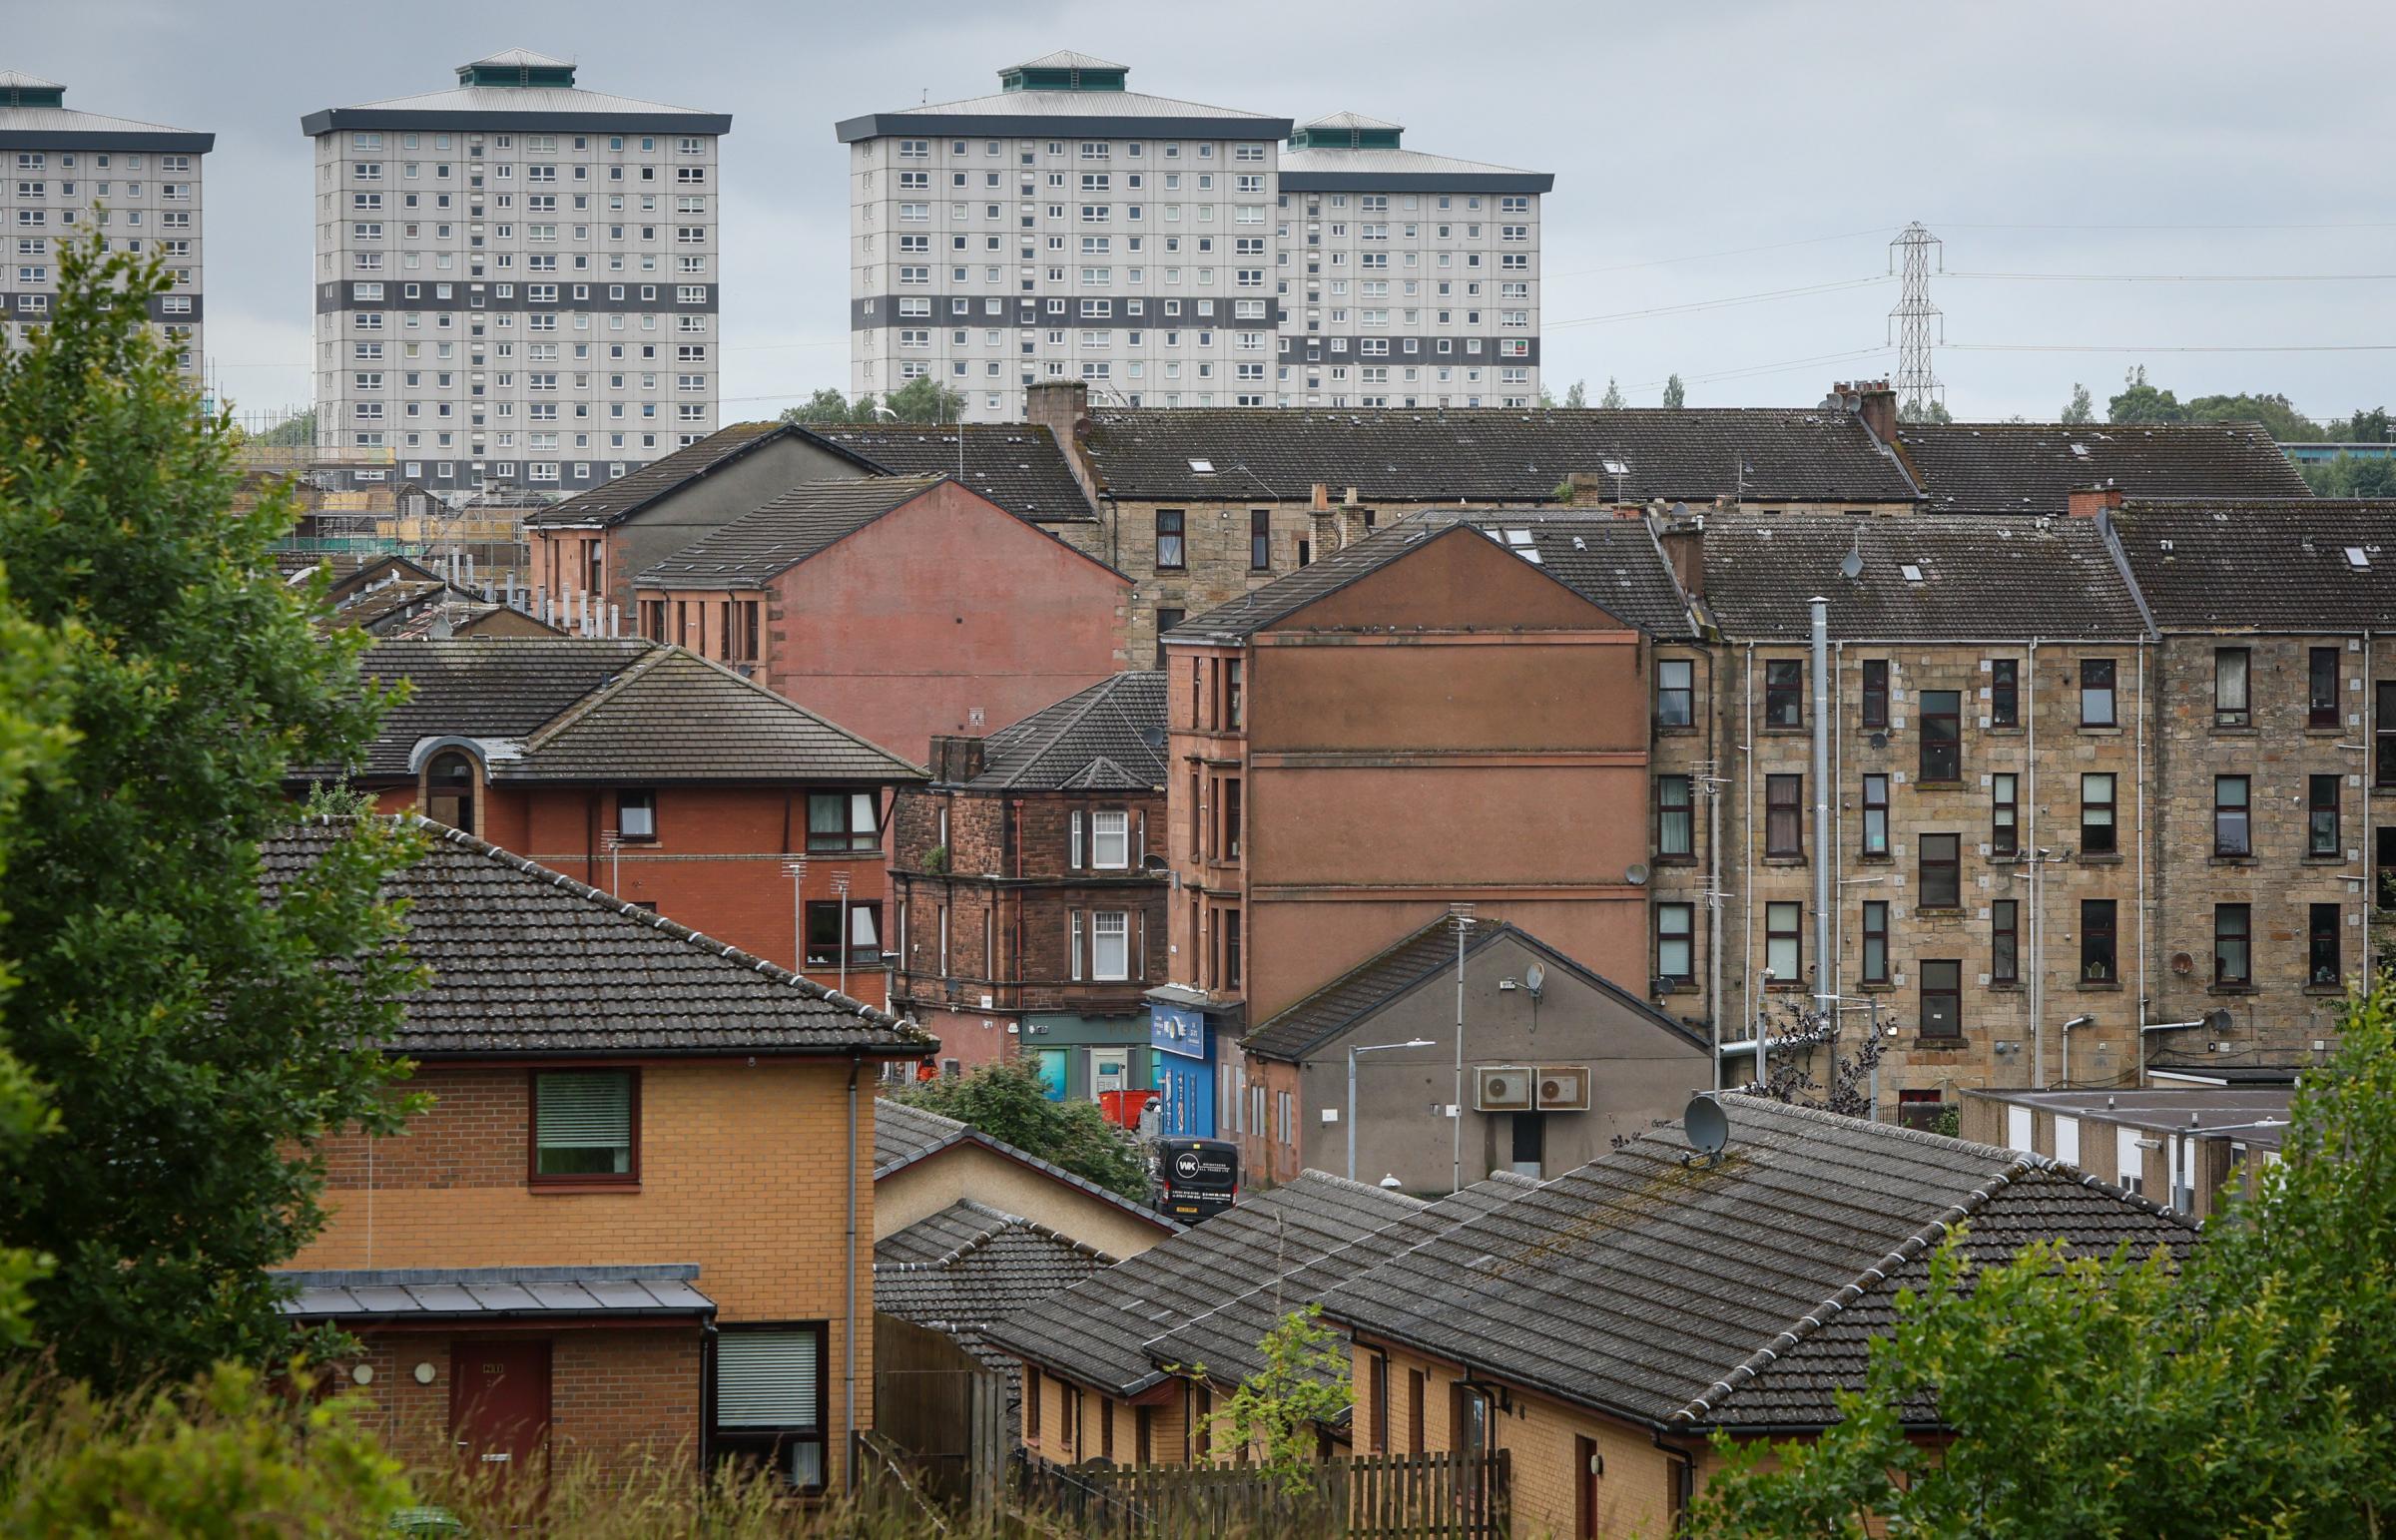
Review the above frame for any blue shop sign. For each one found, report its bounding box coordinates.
[1150,1003,1208,1060]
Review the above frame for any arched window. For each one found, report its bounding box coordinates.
[424,750,476,833]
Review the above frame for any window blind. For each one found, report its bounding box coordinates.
[716,1330,821,1427]
[535,1071,631,1174]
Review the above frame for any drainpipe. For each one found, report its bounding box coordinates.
[1708,647,1725,1089]
[1832,641,1847,1028]
[845,1053,861,1487]
[2025,643,2041,1089]
[2130,638,2149,1089]
[1810,601,1832,1048]
[2365,630,2376,985]
[1742,645,1757,1083]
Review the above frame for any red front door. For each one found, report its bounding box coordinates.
[450,1340,551,1484]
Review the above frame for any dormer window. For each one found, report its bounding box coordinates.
[424,749,477,833]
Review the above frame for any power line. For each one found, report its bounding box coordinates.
[1950,269,2396,283]
[1624,345,1897,393]
[1950,341,2396,354]
[1541,227,1896,282]
[1544,275,1889,331]
[1931,220,2396,232]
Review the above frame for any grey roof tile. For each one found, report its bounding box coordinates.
[262,818,928,1057]
[524,422,796,528]
[1316,1096,2195,1432]
[1699,512,2150,641]
[1897,421,2310,513]
[636,476,945,587]
[1436,513,1696,637]
[810,425,1095,522]
[873,1099,1182,1235]
[980,1172,1425,1397]
[334,638,920,784]
[968,673,1167,790]
[2111,498,2396,630]
[1080,407,1923,504]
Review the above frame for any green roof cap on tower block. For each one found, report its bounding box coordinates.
[1289,111,1404,150]
[1000,51,1129,93]
[0,71,67,109]
[456,48,578,88]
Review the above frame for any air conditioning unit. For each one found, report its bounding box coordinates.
[1474,1065,1533,1112]
[1535,1066,1590,1112]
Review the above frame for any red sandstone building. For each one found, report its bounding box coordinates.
[633,476,1131,765]
[268,820,935,1492]
[890,673,1170,1083]
[313,637,923,996]
[1153,520,1693,1160]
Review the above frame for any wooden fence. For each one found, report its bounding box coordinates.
[1011,1448,1510,1538]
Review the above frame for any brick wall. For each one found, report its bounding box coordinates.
[296,1058,878,1484]
[331,1327,704,1480]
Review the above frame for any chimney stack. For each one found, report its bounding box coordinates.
[1024,380,1102,508]
[2067,481,2124,520]
[1654,516,1706,600]
[927,734,987,784]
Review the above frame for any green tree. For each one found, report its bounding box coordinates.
[2326,406,2392,443]
[0,229,425,1390]
[2107,364,2184,424]
[1897,398,1952,424]
[1600,377,1625,409]
[1686,983,2396,1536]
[2302,452,2396,497]
[780,387,860,426]
[1206,1306,1353,1494]
[1661,374,1686,409]
[252,407,316,448]
[1562,379,1587,409]
[882,376,966,423]
[889,1056,1152,1202]
[2061,382,2095,424]
[2182,390,2322,441]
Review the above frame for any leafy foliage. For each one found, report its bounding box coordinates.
[1897,398,1952,424]
[780,387,863,425]
[2107,365,2327,440]
[1734,997,1890,1120]
[889,1056,1153,1202]
[2300,451,2396,497]
[1686,982,2396,1537]
[248,407,317,448]
[782,377,966,428]
[2061,382,2096,424]
[1207,1306,1353,1494]
[1661,374,1687,409]
[1600,377,1626,409]
[0,229,425,1389]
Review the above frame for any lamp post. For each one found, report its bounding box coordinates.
[1348,1038,1435,1182]
[831,872,852,998]
[781,857,808,976]
[1448,905,1478,1196]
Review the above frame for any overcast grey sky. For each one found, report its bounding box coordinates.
[16,0,2396,423]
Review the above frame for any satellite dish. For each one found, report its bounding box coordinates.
[1683,1096,1729,1159]
[2202,1007,2234,1033]
[1840,548,1865,581]
[1625,862,1650,886]
[1523,963,1546,999]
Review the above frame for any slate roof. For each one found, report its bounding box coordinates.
[262,818,927,1057]
[522,423,806,529]
[1438,513,1697,638]
[968,673,1168,790]
[505,646,923,782]
[1896,421,2310,514]
[337,639,921,783]
[1317,1096,2195,1433]
[878,1201,1116,1365]
[2110,499,2396,631]
[1244,918,1704,1064]
[1698,512,2151,642]
[273,1264,712,1321]
[1278,146,1553,189]
[809,425,1095,522]
[852,87,1283,127]
[873,1099,1183,1235]
[1007,50,1130,73]
[1145,1175,1539,1390]
[636,476,945,587]
[1078,408,1923,504]
[982,1172,1425,1397]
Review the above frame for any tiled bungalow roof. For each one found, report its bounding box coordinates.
[1896,420,2309,513]
[262,818,928,1057]
[2111,498,2396,631]
[968,672,1167,790]
[1078,407,1923,505]
[877,1200,1117,1375]
[981,1172,1422,1397]
[1699,512,2150,642]
[1317,1096,2195,1433]
[335,638,921,782]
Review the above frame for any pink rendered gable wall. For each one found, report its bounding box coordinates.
[761,483,1129,764]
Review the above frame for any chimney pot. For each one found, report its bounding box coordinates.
[2067,482,2125,519]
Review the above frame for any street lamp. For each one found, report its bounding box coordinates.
[780,858,808,976]
[1348,1038,1435,1181]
